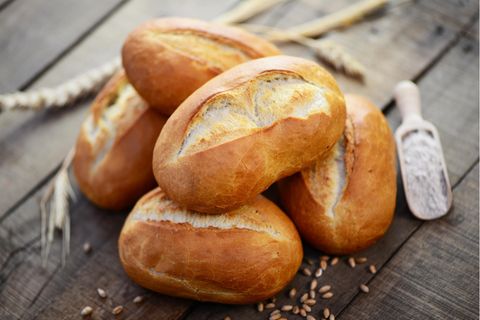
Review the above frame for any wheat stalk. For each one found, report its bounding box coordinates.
[0,58,120,112]
[41,147,76,267]
[267,0,388,41]
[312,40,365,79]
[214,0,286,24]
[241,24,365,79]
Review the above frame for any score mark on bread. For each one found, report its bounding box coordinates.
[178,72,329,157]
[85,83,146,169]
[131,188,280,237]
[152,31,253,71]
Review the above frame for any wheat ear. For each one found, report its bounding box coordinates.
[241,24,365,79]
[41,147,76,267]
[0,58,120,112]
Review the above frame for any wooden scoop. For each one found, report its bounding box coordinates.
[394,81,453,220]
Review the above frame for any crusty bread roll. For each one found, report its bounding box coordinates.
[153,55,346,214]
[73,70,167,210]
[122,17,280,115]
[278,94,397,255]
[118,187,303,304]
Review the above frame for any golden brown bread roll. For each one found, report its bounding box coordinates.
[153,55,346,214]
[118,187,303,304]
[73,70,167,210]
[278,94,397,255]
[122,17,280,115]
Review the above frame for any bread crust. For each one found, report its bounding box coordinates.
[153,56,346,213]
[73,70,167,210]
[118,187,303,304]
[278,94,397,254]
[122,17,280,115]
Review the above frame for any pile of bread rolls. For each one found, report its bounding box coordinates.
[73,17,396,304]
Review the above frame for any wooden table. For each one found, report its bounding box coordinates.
[0,0,478,319]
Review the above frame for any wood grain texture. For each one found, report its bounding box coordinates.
[340,163,479,320]
[183,15,479,320]
[0,0,240,216]
[0,0,126,93]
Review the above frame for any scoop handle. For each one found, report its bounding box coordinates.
[394,81,423,123]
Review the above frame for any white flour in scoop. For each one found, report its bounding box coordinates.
[402,130,449,217]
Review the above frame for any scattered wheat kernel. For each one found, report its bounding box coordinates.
[80,306,93,317]
[83,242,91,253]
[318,285,331,293]
[329,314,336,320]
[257,302,264,312]
[330,257,339,266]
[282,305,294,311]
[266,303,276,309]
[315,268,323,278]
[356,257,368,264]
[309,290,316,299]
[278,318,288,320]
[302,268,312,276]
[300,308,307,317]
[306,258,315,265]
[289,288,297,299]
[270,309,281,316]
[310,279,318,290]
[360,284,370,293]
[369,264,377,274]
[323,307,331,318]
[224,316,232,320]
[322,292,334,299]
[270,313,281,320]
[304,299,316,306]
[320,255,330,261]
[271,297,277,303]
[96,288,107,299]
[112,306,123,315]
[348,257,356,268]
[320,260,328,271]
[302,304,311,312]
[292,306,300,314]
[306,315,316,320]
[300,293,309,303]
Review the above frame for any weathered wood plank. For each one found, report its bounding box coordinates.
[340,163,479,320]
[183,14,479,320]
[0,0,127,93]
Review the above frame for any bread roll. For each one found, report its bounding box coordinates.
[122,17,280,115]
[118,187,303,304]
[153,55,346,214]
[278,94,396,255]
[73,70,167,210]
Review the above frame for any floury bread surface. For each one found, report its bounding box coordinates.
[118,187,303,304]
[73,70,167,210]
[153,55,346,213]
[278,95,397,254]
[122,17,280,115]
